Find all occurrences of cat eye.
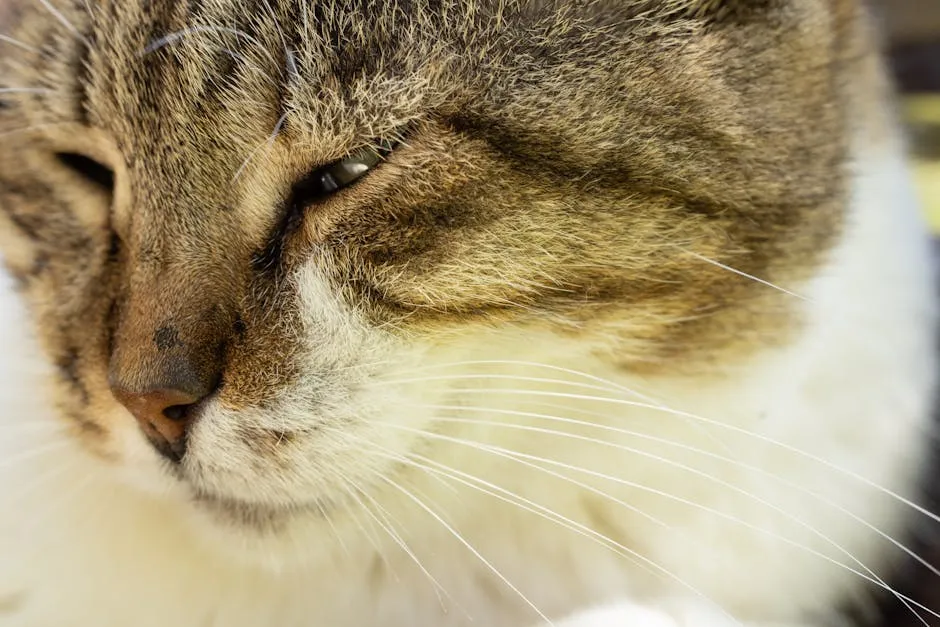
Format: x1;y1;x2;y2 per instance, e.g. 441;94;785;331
290;140;396;206
56;152;115;192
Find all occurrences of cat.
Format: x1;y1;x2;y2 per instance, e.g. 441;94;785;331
0;0;937;625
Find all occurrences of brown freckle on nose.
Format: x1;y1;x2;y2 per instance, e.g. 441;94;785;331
153;325;183;351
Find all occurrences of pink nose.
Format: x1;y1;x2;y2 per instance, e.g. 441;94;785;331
111;386;204;463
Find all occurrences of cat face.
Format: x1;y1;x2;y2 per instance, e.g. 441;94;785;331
0;0;857;544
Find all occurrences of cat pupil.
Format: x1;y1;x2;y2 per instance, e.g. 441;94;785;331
56;152;115;192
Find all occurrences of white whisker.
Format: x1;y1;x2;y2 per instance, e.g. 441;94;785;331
365;437;742;626
372;370;730;459
0;122;70;139
26;466;98;533
371;373;624;394
340;483;397;573
141;26;280;73
379;473;554;625
412;401;940;582
317;500;351;558
375;419;933;623
347;480;455;612
0;34;40;53
398;384;940;527
0;87;58;96
33;0;91;47
232;111;289;182
322;426;462;610
376;360;940;536
677;248;813;302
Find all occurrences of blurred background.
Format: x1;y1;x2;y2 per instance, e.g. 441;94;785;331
879;0;940;230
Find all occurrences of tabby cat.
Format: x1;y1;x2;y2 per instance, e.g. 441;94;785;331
0;1;937;626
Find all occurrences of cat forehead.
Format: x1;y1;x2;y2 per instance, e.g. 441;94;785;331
11;0;800;155
71;2;557;167
73;2;713;161
72;1;720;118
83;4;448;158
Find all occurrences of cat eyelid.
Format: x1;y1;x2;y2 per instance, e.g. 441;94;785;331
289;139;398;209
254;137;401;271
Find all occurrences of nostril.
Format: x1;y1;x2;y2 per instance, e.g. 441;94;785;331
110;387;208;464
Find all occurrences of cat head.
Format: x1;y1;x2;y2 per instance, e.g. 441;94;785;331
0;0;865;554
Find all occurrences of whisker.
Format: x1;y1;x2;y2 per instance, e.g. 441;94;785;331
27;466;98;532
232;111;289;182
33;0;91;47
317;500;351;558
363;438;741;626
142;26;280;73
379;360;638;394
340;483;397;573
0;87;59;96
374;360;940;535
378;473;554;625
376;420;933;623
0;122;71;139
372;370;731;457
379;417;672;527
3;457;99;549
378;358;741;452
333;359;395;374
377;362;736;450
0;446;80;506
412;401;940;581
371;373;626;395
399;385;940;527
406;452;663;573
677;247;813;302
0;34;40;53
347;480;455;612
402;450;659;578
319;427;463;611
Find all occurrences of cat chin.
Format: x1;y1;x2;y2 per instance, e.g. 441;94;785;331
102;413;353;570
175;492;350;572
189;488;337;533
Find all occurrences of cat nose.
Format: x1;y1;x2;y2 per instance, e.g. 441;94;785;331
108;277;232;461
111;381;212;464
